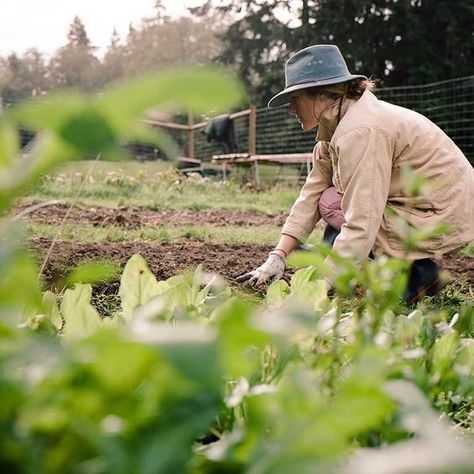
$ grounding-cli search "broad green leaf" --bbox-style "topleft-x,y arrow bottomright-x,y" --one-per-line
430,331 -> 460,376
156,325 -> 221,386
215,298 -> 272,379
287,249 -> 328,269
99,67 -> 243,123
57,106 -> 116,154
0,120 -> 18,167
91,341 -> 157,393
265,280 -> 290,307
41,291 -> 63,330
9,92 -> 87,131
61,283 -> 102,341
118,254 -> 163,319
130,315 -> 221,387
66,259 -> 120,287
290,267 -> 317,290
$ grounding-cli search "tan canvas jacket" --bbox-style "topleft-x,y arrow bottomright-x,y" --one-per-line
281,90 -> 474,263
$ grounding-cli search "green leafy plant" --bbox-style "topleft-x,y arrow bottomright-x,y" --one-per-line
1,66 -> 473,474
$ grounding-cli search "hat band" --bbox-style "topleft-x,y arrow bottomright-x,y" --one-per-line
286,73 -> 354,88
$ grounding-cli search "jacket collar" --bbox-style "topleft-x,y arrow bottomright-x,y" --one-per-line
316,95 -> 357,142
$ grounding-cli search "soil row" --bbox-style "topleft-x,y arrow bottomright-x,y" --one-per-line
28,237 -> 473,292
28,238 -> 271,288
16,202 -> 287,228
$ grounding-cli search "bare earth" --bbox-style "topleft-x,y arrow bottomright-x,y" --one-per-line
17,202 -> 287,228
21,204 -> 473,292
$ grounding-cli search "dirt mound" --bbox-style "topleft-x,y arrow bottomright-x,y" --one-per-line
16,202 -> 287,228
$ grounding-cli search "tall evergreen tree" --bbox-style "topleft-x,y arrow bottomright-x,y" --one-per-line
311,0 -> 474,85
194,1 -> 292,105
67,16 -> 91,48
201,0 -> 474,106
103,29 -> 126,83
48,16 -> 103,92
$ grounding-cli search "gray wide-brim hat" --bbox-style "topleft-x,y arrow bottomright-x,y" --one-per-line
268,44 -> 366,108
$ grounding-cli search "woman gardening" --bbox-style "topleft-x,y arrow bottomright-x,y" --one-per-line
237,44 -> 474,304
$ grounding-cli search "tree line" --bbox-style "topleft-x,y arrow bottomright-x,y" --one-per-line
1,0 -> 472,108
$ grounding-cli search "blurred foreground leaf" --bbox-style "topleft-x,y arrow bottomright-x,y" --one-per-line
61,284 -> 103,341
65,259 -> 120,287
119,254 -> 164,319
100,66 -> 243,121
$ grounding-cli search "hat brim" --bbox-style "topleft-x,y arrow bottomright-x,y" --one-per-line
267,74 -> 367,108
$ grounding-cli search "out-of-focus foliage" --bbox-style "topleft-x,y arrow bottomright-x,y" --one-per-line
0,61 -> 473,474
0,65 -> 242,211
2,252 -> 474,473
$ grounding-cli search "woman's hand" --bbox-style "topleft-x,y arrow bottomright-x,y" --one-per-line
236,251 -> 285,287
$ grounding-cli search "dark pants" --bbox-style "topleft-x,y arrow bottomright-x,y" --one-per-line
403,258 -> 441,305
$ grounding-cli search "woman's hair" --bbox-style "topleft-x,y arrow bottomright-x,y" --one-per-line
306,78 -> 377,100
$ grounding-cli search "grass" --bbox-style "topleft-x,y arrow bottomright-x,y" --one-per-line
18,159 -> 320,252
23,159 -> 300,213
22,221 -> 324,246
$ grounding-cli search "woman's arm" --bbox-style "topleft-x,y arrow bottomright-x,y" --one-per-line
272,233 -> 300,259
237,142 -> 333,286
326,127 -> 393,275
281,141 -> 333,240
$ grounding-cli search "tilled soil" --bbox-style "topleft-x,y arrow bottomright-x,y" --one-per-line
16,202 -> 287,228
28,238 -> 272,290
28,237 -> 473,293
20,203 -> 473,295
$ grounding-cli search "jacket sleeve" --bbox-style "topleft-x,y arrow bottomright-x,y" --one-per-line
328,127 -> 393,268
281,141 -> 333,241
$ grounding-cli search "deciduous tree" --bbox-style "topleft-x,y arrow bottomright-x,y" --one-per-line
0,49 -> 49,104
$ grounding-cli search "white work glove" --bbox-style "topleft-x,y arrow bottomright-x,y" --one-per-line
236,251 -> 285,286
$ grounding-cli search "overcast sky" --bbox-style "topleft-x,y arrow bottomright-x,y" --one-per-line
0,0 -> 201,58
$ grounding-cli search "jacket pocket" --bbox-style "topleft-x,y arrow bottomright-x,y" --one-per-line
388,198 -> 436,217
383,202 -> 443,251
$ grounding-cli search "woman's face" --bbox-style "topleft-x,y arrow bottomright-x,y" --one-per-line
289,90 -> 335,131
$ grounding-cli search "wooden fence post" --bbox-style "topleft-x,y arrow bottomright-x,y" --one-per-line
187,110 -> 195,160
248,106 -> 258,184
248,106 -> 257,155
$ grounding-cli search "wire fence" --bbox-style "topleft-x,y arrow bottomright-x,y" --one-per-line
191,75 -> 474,165
376,76 -> 474,162
3,75 -> 473,165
